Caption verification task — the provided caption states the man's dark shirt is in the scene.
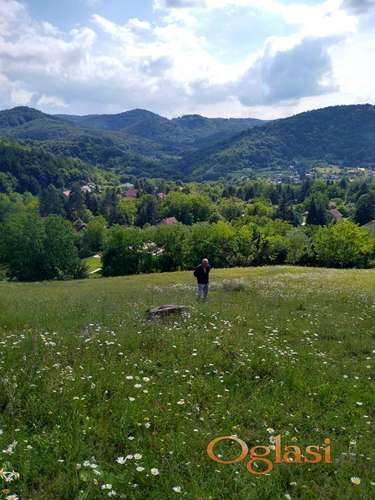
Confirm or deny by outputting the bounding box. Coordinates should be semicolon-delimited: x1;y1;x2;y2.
194;264;211;284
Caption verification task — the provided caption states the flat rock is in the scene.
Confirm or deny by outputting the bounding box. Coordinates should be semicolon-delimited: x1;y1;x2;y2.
148;304;188;319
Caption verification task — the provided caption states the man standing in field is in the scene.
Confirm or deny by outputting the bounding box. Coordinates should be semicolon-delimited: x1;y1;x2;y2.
194;258;211;300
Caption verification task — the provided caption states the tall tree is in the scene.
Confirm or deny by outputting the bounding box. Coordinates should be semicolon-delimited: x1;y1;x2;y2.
136;195;158;227
354;192;375;225
40;185;65;217
306;194;328;225
66;183;85;221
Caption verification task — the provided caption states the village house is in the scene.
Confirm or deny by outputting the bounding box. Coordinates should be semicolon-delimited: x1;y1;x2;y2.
329;208;343;222
161;217;178;225
123;188;139;199
81;185;93;194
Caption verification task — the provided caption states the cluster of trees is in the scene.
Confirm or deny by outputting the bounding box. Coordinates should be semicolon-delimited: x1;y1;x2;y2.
0;139;98;195
0;175;374;281
101;219;374;277
34;176;375;231
0;213;84;281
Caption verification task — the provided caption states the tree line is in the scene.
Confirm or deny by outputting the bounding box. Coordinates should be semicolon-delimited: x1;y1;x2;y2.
0;178;374;281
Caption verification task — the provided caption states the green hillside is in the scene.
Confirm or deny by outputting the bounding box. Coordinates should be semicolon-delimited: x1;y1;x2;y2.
0;107;265;180
0;107;178;177
0;139;96;193
2;104;375;182
0;266;373;499
181;104;375;180
58;109;264;152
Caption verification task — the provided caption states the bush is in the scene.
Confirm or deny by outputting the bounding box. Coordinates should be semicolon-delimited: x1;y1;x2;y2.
313;220;375;268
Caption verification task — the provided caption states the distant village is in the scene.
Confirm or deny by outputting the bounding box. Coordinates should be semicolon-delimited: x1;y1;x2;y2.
269;165;375;185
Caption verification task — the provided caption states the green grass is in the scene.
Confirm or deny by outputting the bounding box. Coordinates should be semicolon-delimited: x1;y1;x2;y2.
83;255;103;277
84;254;102;273
0;266;374;499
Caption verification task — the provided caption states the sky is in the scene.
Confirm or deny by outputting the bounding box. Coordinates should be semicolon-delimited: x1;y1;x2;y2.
0;0;374;119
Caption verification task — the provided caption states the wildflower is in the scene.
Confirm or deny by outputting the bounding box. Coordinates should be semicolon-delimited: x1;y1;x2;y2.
115;456;126;465
108;491;117;497
134;453;142;460
173;486;182;493
351;477;361;485
136;466;145;472
2;441;17;455
101;484;112;490
151;468;160;476
2;471;19;483
6;495;19;500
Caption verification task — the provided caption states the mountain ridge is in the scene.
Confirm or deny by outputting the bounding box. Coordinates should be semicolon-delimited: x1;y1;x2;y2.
1;104;375;182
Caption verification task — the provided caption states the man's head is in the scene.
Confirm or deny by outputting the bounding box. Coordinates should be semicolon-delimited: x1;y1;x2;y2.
202;258;209;268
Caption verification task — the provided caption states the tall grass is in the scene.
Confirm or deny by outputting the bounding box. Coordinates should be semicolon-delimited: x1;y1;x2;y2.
0;266;373;499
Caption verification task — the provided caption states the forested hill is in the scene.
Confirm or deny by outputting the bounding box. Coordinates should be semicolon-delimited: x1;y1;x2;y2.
180;104;375;180
57;109;264;151
0;107;181;177
0;139;96;194
1;104;375;183
0;107;263;178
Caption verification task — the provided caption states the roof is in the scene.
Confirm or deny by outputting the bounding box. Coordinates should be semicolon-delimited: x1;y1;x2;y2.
329;208;343;221
162;217;178;225
123;188;138;198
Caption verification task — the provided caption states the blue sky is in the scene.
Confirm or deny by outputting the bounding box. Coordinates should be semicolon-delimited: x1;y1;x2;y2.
0;0;374;118
27;0;156;31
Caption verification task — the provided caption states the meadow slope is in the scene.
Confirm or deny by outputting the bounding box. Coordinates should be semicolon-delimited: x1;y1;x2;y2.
0;267;374;499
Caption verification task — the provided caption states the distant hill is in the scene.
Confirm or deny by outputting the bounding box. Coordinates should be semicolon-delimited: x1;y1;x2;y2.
180;104;375;180
57;109;264;153
0;138;95;194
0;107;179;177
1;104;375;182
0;107;263;179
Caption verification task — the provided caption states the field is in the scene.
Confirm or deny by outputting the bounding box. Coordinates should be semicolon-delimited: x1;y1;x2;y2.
0;267;374;499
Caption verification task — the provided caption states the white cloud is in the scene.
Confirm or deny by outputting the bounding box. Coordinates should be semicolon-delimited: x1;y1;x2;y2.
342;0;375;13
236;35;341;106
10;87;34;105
0;0;372;118
37;94;67;109
127;18;152;31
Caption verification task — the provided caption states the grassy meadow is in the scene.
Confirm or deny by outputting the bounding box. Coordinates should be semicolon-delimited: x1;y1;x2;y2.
0;266;374;499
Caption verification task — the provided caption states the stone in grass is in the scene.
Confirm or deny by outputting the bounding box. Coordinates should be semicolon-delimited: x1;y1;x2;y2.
148;304;188;320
